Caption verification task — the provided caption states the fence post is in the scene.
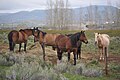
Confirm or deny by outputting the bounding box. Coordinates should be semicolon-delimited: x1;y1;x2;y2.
105;47;108;75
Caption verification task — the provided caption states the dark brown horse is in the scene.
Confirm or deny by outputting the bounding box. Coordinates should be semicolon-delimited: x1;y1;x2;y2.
66;34;83;59
33;30;60;60
55;31;88;65
8;28;37;52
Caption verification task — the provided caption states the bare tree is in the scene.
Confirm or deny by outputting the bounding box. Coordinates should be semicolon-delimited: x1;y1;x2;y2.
116;0;120;27
79;6;83;29
87;0;93;25
46;0;73;30
46;0;54;28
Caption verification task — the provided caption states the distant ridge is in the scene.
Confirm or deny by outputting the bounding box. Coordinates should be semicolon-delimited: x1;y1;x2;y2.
0;5;119;23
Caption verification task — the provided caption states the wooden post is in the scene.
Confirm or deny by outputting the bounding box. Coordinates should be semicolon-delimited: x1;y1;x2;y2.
105;47;108;75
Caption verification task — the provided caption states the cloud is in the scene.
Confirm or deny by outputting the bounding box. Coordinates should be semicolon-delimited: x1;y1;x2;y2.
0;0;119;13
0;0;46;10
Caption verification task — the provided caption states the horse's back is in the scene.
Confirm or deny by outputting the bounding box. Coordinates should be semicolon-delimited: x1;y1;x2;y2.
10;30;28;43
97;34;110;47
56;35;70;49
102;34;110;39
17;31;28;43
101;35;110;46
55;35;65;42
44;33;60;46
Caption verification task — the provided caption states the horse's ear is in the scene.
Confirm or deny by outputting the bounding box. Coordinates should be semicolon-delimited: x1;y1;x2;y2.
36;27;38;30
33;27;35;29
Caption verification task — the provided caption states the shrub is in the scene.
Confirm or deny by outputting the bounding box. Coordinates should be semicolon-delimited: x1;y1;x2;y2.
5;53;68;80
82;68;102;77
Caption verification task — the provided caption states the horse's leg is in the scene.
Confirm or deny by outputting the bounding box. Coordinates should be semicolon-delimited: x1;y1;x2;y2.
24;42;27;52
76;48;79;59
102;47;104;60
107;47;108;57
12;43;16;52
73;49;77;65
57;48;60;60
52;46;56;50
73;52;76;65
19;43;21;52
68;50;70;62
57;48;62;60
41;43;45;61
57;48;62;63
99;48;102;60
78;42;82;59
77;46;81;59
9;41;13;51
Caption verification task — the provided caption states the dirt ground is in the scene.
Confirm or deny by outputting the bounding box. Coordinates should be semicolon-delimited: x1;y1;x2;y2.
0;43;120;65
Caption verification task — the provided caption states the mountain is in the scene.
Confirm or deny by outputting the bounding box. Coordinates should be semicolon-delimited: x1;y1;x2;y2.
0;5;119;24
72;5;118;22
0;10;47;23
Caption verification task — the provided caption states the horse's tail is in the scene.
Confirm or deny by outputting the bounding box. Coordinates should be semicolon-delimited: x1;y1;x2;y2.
8;31;13;51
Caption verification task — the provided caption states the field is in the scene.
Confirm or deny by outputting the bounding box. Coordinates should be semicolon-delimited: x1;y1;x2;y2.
0;29;120;80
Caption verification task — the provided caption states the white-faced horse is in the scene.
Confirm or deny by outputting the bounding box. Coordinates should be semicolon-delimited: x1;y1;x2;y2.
94;33;110;60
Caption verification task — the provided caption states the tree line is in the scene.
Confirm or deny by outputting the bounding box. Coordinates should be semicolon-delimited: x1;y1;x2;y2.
46;0;120;30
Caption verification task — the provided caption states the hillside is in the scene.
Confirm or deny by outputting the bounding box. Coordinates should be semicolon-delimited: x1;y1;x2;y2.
0;5;119;24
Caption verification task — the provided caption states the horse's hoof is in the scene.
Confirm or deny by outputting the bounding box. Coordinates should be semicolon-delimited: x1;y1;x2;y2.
73;63;76;65
57;60;62;64
103;57;104;60
79;57;81;59
99;57;102;60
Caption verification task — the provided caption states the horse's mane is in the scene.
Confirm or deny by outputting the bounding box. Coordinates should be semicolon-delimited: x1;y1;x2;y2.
19;29;33;31
38;30;47;37
101;34;110;39
65;34;72;37
69;32;80;47
19;29;24;31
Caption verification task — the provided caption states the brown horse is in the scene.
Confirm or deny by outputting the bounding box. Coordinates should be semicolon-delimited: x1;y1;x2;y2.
55;31;88;65
66;34;83;59
8;28;37;52
33;30;60;60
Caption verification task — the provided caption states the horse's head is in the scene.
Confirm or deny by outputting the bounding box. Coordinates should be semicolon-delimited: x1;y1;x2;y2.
79;31;88;44
33;28;46;43
94;32;99;45
32;27;39;42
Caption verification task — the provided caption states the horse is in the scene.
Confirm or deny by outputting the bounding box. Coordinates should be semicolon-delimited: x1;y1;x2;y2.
8;28;37;52
33;30;60;60
55;31;88;65
94;33;110;60
66;34;83;59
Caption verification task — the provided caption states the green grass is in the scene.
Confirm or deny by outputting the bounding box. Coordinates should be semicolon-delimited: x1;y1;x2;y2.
0;29;120;80
44;29;120;38
0;30;10;34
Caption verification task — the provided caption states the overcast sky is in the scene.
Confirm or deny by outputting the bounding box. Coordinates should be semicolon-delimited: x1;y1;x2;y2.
0;0;119;13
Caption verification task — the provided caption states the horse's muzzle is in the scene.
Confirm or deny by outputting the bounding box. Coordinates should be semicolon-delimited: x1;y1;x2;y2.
95;41;97;45
85;40;88;44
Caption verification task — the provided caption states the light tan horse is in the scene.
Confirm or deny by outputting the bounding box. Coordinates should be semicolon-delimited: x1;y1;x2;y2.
94;33;110;60
33;30;60;60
